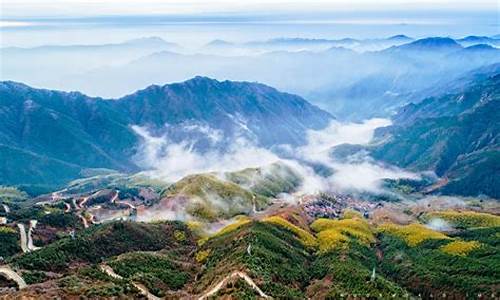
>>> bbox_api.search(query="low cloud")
[296,118,419,194]
[132,124,280,182]
[132,118,420,196]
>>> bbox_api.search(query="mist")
[132,117,420,197]
[3,33,499,120]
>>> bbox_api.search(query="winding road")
[17,221,40,253]
[0,265,27,290]
[17,224,28,253]
[198,271,270,299]
[99,264,161,300]
[2,204,10,214]
[78,213,89,229]
[252,195,257,214]
[27,220,40,251]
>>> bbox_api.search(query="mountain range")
[0,77,332,191]
[370,66,500,198]
[3,36,500,121]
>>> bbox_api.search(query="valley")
[0,159,499,298]
[0,5,499,297]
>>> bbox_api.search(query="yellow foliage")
[379,223,450,246]
[195,249,211,263]
[311,218,375,252]
[187,221,203,231]
[0,226,16,234]
[174,230,186,242]
[212,216,251,238]
[317,229,349,252]
[263,216,318,248]
[440,240,481,256]
[342,209,363,220]
[427,211,500,228]
[197,237,209,247]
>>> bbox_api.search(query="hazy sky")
[1,0,497,18]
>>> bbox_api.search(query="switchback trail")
[0,265,27,290]
[27,220,40,251]
[198,271,270,299]
[99,264,161,300]
[16,224,28,253]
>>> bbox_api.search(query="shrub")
[263,216,317,248]
[425,211,500,228]
[316,229,349,252]
[0,226,21,258]
[378,223,450,246]
[174,230,186,242]
[195,249,211,263]
[311,218,375,252]
[212,216,251,238]
[342,209,363,220]
[440,240,481,256]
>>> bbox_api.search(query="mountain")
[0,78,333,191]
[371,70,500,198]
[116,76,333,147]
[2,208,498,298]
[0,37,179,92]
[457,35,500,47]
[387,37,463,54]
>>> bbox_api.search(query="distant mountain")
[457,36,500,47]
[388,37,463,53]
[0,78,333,190]
[387,34,413,42]
[1,37,177,52]
[371,71,500,198]
[0,37,179,93]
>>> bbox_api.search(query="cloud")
[424,218,454,232]
[328,159,420,193]
[297,118,391,162]
[132,124,280,182]
[132,117,420,196]
[295,118,419,194]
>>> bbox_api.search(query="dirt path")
[0,265,27,290]
[78,213,89,229]
[198,271,270,299]
[2,204,10,214]
[110,190,120,204]
[27,220,40,251]
[64,202,71,213]
[99,264,161,300]
[17,224,28,253]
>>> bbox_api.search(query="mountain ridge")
[0,77,333,191]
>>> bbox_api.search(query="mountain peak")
[388,34,412,41]
[464,44,497,51]
[404,37,461,49]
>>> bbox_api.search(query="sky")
[1,0,497,18]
